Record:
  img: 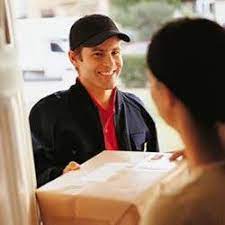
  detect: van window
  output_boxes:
[50,42,64,52]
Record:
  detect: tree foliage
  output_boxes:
[121,54,147,88]
[111,1,176,41]
[111,0,181,9]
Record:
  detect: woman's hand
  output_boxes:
[169,149,185,161]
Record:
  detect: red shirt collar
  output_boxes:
[77,78,119,150]
[77,77,117,112]
[90,88,117,113]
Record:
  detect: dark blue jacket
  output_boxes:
[29,80,158,187]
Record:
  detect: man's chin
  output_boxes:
[101,80,118,90]
[104,84,117,90]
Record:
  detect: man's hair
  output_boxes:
[147,18,225,125]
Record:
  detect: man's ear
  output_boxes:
[68,50,80,67]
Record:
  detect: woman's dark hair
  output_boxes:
[147,18,225,125]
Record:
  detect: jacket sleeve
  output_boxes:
[145,113,159,152]
[137,99,159,152]
[29,101,63,187]
[129,93,159,152]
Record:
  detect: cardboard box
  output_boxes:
[37,151,175,225]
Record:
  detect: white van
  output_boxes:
[15,17,75,80]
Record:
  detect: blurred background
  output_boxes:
[12,0,225,152]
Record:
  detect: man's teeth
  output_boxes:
[100,72,113,76]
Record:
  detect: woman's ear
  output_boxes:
[149,73,175,108]
[150,74,177,125]
[162,83,176,108]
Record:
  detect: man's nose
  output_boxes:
[102,55,115,68]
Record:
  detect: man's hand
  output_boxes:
[63,161,80,174]
[169,150,185,161]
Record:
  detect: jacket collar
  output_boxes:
[69,78,123,113]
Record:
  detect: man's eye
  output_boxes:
[94,52,103,57]
[112,51,120,56]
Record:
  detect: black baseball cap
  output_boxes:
[69,14,130,50]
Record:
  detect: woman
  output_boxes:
[141,18,225,225]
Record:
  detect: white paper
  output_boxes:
[82,163,131,182]
[135,153,176,171]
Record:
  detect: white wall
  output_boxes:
[215,1,225,25]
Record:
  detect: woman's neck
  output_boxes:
[177,114,225,169]
[217,122,225,150]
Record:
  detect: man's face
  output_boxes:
[70,36,123,92]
